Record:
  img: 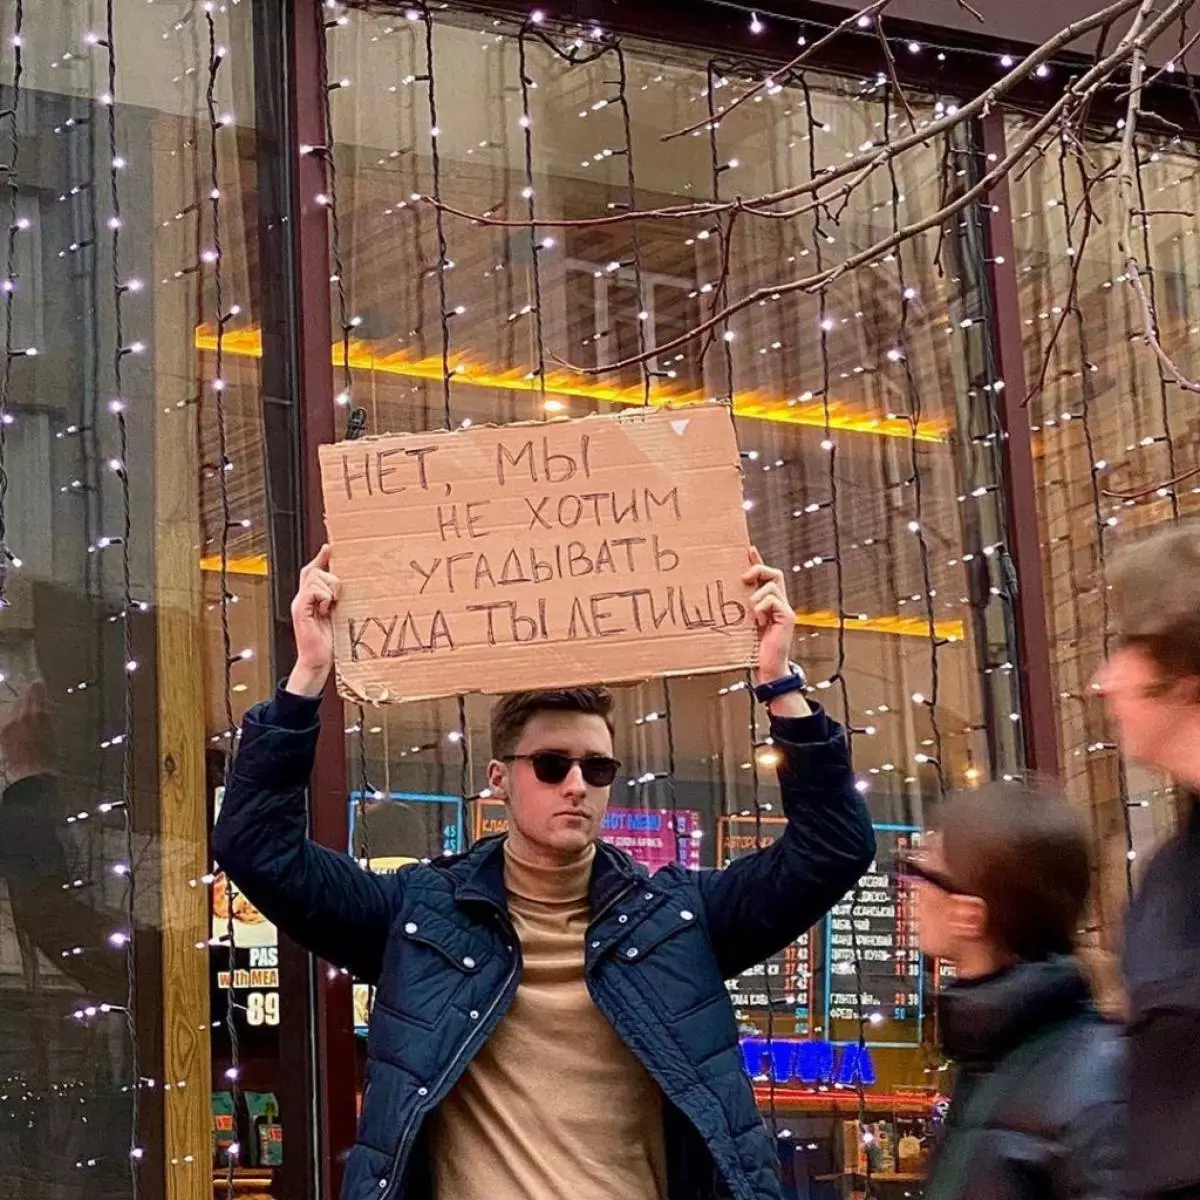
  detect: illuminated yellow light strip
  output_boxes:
[195,326,948,443]
[196,556,962,641]
[795,609,964,642]
[200,554,269,576]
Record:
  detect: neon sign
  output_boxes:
[741,1038,876,1087]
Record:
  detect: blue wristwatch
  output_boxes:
[752,662,808,705]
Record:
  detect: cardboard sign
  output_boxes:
[318,404,756,703]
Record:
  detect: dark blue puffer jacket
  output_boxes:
[212,689,875,1200]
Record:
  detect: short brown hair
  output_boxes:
[490,687,615,758]
[1109,523,1200,689]
[941,782,1090,962]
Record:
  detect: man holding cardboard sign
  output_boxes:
[213,409,874,1200]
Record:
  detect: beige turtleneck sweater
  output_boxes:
[428,840,668,1199]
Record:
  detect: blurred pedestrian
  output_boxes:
[901,782,1124,1199]
[1097,523,1200,1200]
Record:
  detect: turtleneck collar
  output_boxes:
[939,956,1092,1066]
[503,837,596,904]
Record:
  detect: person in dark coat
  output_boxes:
[212,544,875,1200]
[1096,525,1200,1200]
[900,781,1124,1200]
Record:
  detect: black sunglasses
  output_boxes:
[894,853,969,896]
[502,752,621,788]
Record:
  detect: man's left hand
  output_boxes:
[744,548,797,683]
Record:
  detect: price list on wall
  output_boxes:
[719,817,813,1037]
[824,825,924,1047]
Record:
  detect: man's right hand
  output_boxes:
[286,544,341,698]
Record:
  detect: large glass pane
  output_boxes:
[0,4,295,1198]
[1009,116,1200,972]
[315,7,1023,1189]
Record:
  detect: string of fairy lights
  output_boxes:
[0,0,268,1184]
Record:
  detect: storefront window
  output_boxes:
[1009,117,1200,950]
[314,6,1024,1188]
[0,4,293,1198]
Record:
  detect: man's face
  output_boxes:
[1093,644,1197,771]
[488,711,615,857]
[908,834,986,964]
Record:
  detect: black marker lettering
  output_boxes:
[680,584,717,630]
[526,496,552,530]
[446,553,474,593]
[567,597,593,640]
[557,494,583,529]
[410,558,442,595]
[497,439,535,486]
[499,550,532,587]
[465,500,489,538]
[589,593,624,638]
[645,486,681,521]
[473,555,497,590]
[430,610,454,651]
[407,445,438,490]
[716,580,747,627]
[567,541,594,577]
[653,535,680,573]
[376,448,407,495]
[610,536,646,572]
[341,451,372,502]
[437,505,461,542]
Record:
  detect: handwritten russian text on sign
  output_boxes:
[319,405,756,703]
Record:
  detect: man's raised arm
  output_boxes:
[695,553,875,979]
[212,545,400,985]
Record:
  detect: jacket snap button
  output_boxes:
[680,910,694,921]
[590,940,600,949]
[378,1180,388,1190]
[404,922,418,935]
[627,947,639,959]
[618,914,628,924]
[417,1087,428,1097]
[463,956,476,969]
[470,1010,480,1020]
[643,892,653,901]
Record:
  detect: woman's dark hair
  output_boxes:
[941,781,1091,962]
[490,687,615,758]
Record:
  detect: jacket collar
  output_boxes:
[939,956,1093,1066]
[447,833,646,912]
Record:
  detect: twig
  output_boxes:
[955,0,987,21]
[660,0,893,143]
[876,19,918,132]
[1144,25,1200,86]
[1101,464,1200,499]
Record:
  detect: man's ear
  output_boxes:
[486,758,507,800]
[947,895,988,944]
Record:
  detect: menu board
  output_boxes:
[474,801,702,871]
[824,825,923,1047]
[211,786,281,1036]
[718,816,813,1038]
